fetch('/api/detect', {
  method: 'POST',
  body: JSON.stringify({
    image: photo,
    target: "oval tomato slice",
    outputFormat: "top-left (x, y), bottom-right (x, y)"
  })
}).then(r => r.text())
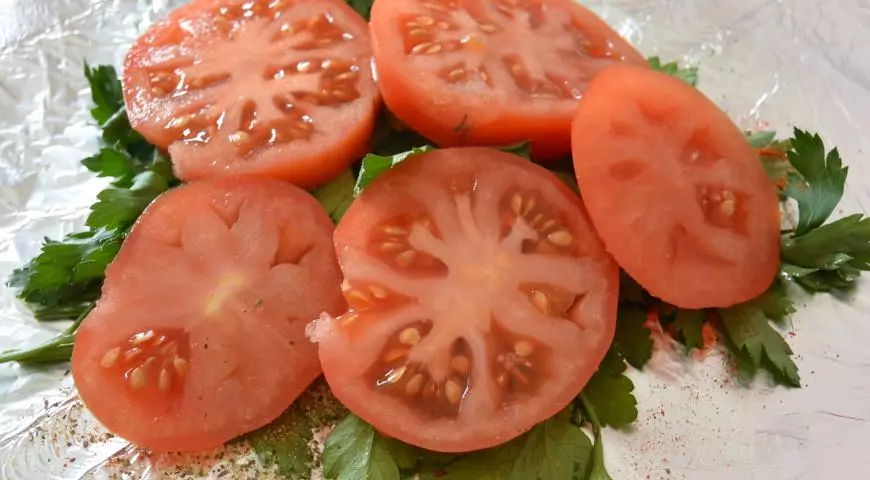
top-left (369, 0), bottom-right (645, 159)
top-left (316, 147), bottom-right (619, 452)
top-left (123, 0), bottom-right (379, 188)
top-left (571, 65), bottom-right (781, 308)
top-left (71, 177), bottom-right (345, 452)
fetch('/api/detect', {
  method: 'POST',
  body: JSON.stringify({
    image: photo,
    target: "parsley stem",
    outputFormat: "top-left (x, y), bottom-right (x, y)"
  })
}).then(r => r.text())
top-left (577, 392), bottom-right (603, 434)
top-left (0, 304), bottom-right (93, 365)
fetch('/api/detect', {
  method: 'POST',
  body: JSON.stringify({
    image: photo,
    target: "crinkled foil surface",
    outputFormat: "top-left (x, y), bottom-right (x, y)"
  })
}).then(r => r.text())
top-left (1, 0), bottom-right (869, 478)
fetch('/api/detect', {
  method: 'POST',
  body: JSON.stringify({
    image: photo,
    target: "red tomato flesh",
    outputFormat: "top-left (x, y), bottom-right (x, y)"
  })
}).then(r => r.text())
top-left (123, 0), bottom-right (379, 188)
top-left (316, 148), bottom-right (619, 452)
top-left (369, 0), bottom-right (646, 159)
top-left (71, 177), bottom-right (345, 452)
top-left (571, 65), bottom-right (781, 308)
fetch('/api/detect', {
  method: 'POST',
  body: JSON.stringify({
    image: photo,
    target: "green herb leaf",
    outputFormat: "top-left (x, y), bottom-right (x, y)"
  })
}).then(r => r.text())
top-left (783, 129), bottom-right (847, 235)
top-left (322, 414), bottom-right (419, 480)
top-left (369, 111), bottom-right (431, 157)
top-left (84, 63), bottom-right (124, 125)
top-left (671, 309), bottom-right (706, 352)
top-left (313, 170), bottom-right (357, 223)
top-left (499, 141), bottom-right (531, 159)
top-left (246, 381), bottom-right (348, 479)
top-left (354, 146), bottom-right (433, 195)
top-left (82, 147), bottom-right (138, 181)
top-left (344, 0), bottom-right (374, 20)
top-left (612, 305), bottom-right (652, 369)
top-left (428, 414), bottom-right (592, 480)
top-left (646, 56), bottom-right (698, 87)
top-left (586, 427), bottom-right (613, 480)
top-left (579, 350), bottom-right (638, 428)
top-left (781, 214), bottom-right (870, 270)
top-left (718, 301), bottom-right (800, 388)
top-left (87, 171), bottom-right (169, 230)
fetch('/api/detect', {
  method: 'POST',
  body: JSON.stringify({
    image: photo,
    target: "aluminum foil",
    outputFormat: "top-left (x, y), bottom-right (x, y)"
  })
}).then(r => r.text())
top-left (1, 0), bottom-right (869, 478)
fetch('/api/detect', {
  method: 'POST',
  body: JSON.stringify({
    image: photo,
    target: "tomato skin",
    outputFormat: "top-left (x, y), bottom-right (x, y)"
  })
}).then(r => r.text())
top-left (123, 0), bottom-right (380, 189)
top-left (369, 0), bottom-right (646, 160)
top-left (318, 147), bottom-right (619, 452)
top-left (571, 65), bottom-right (781, 308)
top-left (72, 176), bottom-right (345, 452)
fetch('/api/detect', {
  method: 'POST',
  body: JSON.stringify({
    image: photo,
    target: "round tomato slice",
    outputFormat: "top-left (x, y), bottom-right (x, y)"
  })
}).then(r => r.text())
top-left (369, 0), bottom-right (645, 160)
top-left (71, 177), bottom-right (345, 452)
top-left (315, 147), bottom-right (619, 452)
top-left (123, 0), bottom-right (379, 188)
top-left (571, 65), bottom-right (781, 308)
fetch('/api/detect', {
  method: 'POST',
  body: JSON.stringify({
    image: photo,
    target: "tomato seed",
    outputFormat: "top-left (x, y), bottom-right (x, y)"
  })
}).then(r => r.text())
top-left (479, 24), bottom-right (497, 33)
top-left (100, 347), bottom-right (120, 368)
top-left (514, 341), bottom-right (534, 357)
top-left (124, 348), bottom-right (143, 362)
top-left (720, 199), bottom-right (736, 216)
top-left (450, 355), bottom-right (470, 374)
top-left (158, 368), bottom-right (171, 392)
top-left (547, 230), bottom-right (573, 246)
top-left (510, 193), bottom-right (523, 214)
top-left (386, 366), bottom-right (408, 383)
top-left (444, 379), bottom-right (463, 405)
top-left (229, 130), bottom-right (250, 145)
top-left (172, 356), bottom-right (188, 376)
top-left (129, 368), bottom-right (147, 390)
top-left (530, 290), bottom-right (551, 315)
top-left (417, 16), bottom-right (435, 26)
top-left (405, 373), bottom-right (425, 395)
top-left (383, 225), bottom-right (408, 235)
top-left (383, 348), bottom-right (407, 363)
top-left (395, 249), bottom-right (417, 267)
top-left (411, 42), bottom-right (434, 54)
top-left (369, 285), bottom-right (388, 299)
top-left (399, 327), bottom-right (422, 345)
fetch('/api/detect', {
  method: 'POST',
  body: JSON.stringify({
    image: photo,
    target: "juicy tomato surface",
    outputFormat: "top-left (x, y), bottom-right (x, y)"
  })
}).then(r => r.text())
top-left (123, 0), bottom-right (379, 188)
top-left (571, 65), bottom-right (781, 309)
top-left (71, 177), bottom-right (345, 452)
top-left (369, 0), bottom-right (646, 159)
top-left (316, 147), bottom-right (619, 452)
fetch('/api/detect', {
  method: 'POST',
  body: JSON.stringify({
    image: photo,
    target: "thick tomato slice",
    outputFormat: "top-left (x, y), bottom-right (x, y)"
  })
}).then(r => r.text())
top-left (369, 0), bottom-right (646, 159)
top-left (123, 0), bottom-right (379, 188)
top-left (71, 177), bottom-right (345, 452)
top-left (571, 65), bottom-right (781, 308)
top-left (316, 148), bottom-right (619, 452)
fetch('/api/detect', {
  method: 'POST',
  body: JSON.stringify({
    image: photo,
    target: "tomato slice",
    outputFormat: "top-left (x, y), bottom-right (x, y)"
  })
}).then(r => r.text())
top-left (123, 0), bottom-right (379, 188)
top-left (369, 0), bottom-right (645, 159)
top-left (71, 177), bottom-right (345, 452)
top-left (571, 65), bottom-right (781, 308)
top-left (315, 147), bottom-right (619, 452)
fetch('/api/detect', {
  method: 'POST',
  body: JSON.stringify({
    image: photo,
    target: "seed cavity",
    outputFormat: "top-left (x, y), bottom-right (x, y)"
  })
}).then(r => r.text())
top-left (383, 348), bottom-right (408, 363)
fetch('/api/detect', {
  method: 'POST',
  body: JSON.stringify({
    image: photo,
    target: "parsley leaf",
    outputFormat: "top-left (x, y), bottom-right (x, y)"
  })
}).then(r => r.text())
top-left (344, 0), bottom-right (374, 20)
top-left (612, 305), bottom-right (652, 369)
top-left (87, 171), bottom-right (169, 230)
top-left (578, 350), bottom-right (638, 428)
top-left (354, 146), bottom-right (433, 195)
top-left (783, 129), bottom-right (847, 235)
top-left (245, 380), bottom-right (348, 479)
top-left (671, 309), bottom-right (706, 352)
top-left (499, 141), bottom-right (531, 159)
top-left (313, 170), bottom-right (356, 223)
top-left (322, 414), bottom-right (419, 480)
top-left (646, 56), bottom-right (698, 87)
top-left (780, 214), bottom-right (870, 292)
top-left (428, 413), bottom-right (592, 480)
top-left (84, 63), bottom-right (124, 125)
top-left (718, 297), bottom-right (800, 388)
